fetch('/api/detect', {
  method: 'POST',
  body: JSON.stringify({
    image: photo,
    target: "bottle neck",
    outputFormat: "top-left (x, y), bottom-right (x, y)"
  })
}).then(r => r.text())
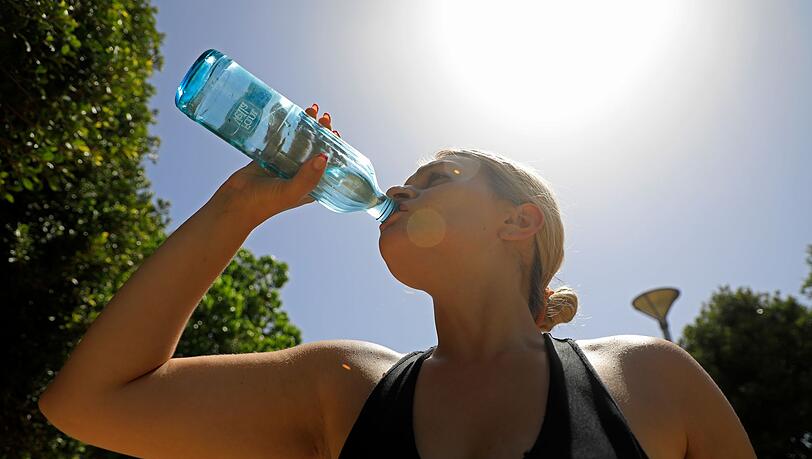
top-left (367, 196), bottom-right (397, 222)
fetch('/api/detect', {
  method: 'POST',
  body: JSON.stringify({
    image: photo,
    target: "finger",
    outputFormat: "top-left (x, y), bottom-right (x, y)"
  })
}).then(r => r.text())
top-left (296, 194), bottom-right (316, 207)
top-left (284, 153), bottom-right (328, 205)
top-left (332, 130), bottom-right (341, 138)
top-left (238, 160), bottom-right (276, 178)
top-left (237, 160), bottom-right (270, 177)
top-left (257, 162), bottom-right (279, 177)
top-left (305, 103), bottom-right (319, 119)
top-left (318, 112), bottom-right (332, 130)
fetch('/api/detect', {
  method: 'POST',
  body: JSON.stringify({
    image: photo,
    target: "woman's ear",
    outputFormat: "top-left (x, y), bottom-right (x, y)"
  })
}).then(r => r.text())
top-left (498, 202), bottom-right (544, 241)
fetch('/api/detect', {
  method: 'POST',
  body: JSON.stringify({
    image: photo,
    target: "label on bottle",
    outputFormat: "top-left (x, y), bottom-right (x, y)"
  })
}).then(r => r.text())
top-left (224, 99), bottom-right (261, 136)
top-left (220, 81), bottom-right (272, 137)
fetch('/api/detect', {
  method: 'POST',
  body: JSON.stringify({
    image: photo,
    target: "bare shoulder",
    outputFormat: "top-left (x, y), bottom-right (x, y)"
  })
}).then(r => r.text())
top-left (574, 333), bottom-right (695, 385)
top-left (573, 333), bottom-right (691, 407)
top-left (576, 333), bottom-right (681, 356)
top-left (574, 335), bottom-right (689, 459)
top-left (573, 334), bottom-right (690, 406)
top-left (308, 339), bottom-right (405, 404)
top-left (311, 339), bottom-right (405, 459)
top-left (576, 334), bottom-right (756, 458)
top-left (309, 339), bottom-right (405, 375)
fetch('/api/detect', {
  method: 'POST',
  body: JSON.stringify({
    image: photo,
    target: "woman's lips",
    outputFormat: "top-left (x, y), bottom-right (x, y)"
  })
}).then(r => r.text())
top-left (379, 212), bottom-right (402, 231)
top-left (380, 205), bottom-right (408, 231)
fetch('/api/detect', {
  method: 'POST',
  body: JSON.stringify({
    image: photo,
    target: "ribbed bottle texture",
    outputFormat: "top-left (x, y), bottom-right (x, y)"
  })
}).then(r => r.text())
top-left (175, 49), bottom-right (397, 222)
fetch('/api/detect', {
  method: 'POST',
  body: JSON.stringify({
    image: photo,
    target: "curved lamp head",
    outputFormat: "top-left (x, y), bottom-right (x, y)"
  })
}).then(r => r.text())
top-left (632, 287), bottom-right (680, 322)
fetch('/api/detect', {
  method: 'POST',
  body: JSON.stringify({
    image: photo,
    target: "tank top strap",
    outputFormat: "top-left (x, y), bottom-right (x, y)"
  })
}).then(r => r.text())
top-left (337, 346), bottom-right (434, 459)
top-left (534, 334), bottom-right (649, 458)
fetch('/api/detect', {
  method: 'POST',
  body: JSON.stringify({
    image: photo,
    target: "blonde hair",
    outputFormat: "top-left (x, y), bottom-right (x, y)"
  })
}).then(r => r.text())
top-left (424, 148), bottom-right (578, 332)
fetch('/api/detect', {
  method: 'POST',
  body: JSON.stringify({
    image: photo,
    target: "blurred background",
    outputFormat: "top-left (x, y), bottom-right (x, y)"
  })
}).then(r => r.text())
top-left (2, 0), bottom-right (811, 457)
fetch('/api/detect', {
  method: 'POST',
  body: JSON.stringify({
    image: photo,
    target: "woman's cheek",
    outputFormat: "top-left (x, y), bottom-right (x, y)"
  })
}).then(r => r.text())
top-left (405, 207), bottom-right (447, 248)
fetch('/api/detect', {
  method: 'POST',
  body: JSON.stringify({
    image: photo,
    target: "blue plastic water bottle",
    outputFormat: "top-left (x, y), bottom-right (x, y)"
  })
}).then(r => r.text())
top-left (175, 49), bottom-right (397, 223)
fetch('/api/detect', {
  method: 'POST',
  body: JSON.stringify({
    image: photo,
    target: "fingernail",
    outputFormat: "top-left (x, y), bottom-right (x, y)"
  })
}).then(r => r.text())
top-left (313, 153), bottom-right (328, 170)
top-left (311, 103), bottom-right (319, 110)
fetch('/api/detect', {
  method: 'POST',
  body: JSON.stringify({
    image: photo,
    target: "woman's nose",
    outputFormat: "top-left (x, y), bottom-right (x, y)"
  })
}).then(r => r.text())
top-left (385, 184), bottom-right (415, 201)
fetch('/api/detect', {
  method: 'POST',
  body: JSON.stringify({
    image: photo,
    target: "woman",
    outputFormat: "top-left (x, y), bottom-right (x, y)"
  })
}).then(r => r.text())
top-left (38, 105), bottom-right (756, 458)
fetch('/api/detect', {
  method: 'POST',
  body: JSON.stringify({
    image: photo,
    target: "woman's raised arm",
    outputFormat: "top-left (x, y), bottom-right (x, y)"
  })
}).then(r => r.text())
top-left (38, 106), bottom-right (340, 457)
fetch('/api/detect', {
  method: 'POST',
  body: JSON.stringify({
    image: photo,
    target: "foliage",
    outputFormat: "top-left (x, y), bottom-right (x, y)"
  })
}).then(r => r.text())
top-left (177, 248), bottom-right (302, 357)
top-left (679, 282), bottom-right (812, 459)
top-left (0, 0), bottom-right (162, 203)
top-left (802, 245), bottom-right (812, 301)
top-left (0, 0), bottom-right (168, 455)
top-left (0, 1), bottom-right (302, 457)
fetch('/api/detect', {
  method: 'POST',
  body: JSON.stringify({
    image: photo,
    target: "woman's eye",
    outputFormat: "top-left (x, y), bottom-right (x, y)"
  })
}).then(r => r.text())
top-left (427, 173), bottom-right (447, 185)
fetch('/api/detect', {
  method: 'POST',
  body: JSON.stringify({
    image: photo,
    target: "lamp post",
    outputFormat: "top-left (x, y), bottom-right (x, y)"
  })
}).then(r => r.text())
top-left (631, 287), bottom-right (679, 341)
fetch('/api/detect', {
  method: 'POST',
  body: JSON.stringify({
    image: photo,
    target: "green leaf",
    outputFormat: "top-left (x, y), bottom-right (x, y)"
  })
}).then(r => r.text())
top-left (73, 139), bottom-right (90, 153)
top-left (46, 175), bottom-right (60, 191)
top-left (22, 177), bottom-right (34, 191)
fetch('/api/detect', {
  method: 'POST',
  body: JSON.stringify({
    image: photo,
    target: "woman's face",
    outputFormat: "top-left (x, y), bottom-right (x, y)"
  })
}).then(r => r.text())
top-left (379, 156), bottom-right (514, 290)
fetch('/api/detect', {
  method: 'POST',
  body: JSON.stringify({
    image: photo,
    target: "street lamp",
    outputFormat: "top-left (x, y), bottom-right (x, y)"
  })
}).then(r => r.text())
top-left (632, 287), bottom-right (680, 341)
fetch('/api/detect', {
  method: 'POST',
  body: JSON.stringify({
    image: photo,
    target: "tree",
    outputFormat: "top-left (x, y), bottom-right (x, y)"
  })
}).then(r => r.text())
top-left (0, 2), bottom-right (302, 457)
top-left (680, 277), bottom-right (812, 458)
top-left (177, 248), bottom-right (302, 358)
top-left (802, 245), bottom-right (812, 301)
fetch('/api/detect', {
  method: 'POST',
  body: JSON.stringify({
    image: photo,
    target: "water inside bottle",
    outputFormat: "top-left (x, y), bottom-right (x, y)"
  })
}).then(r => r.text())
top-left (188, 67), bottom-right (392, 219)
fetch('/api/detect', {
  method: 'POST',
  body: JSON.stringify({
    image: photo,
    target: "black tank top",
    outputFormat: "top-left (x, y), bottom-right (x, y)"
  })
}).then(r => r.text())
top-left (337, 333), bottom-right (649, 458)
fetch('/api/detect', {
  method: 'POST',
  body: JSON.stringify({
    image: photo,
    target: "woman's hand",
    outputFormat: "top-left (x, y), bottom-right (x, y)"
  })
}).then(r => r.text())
top-left (214, 103), bottom-right (341, 228)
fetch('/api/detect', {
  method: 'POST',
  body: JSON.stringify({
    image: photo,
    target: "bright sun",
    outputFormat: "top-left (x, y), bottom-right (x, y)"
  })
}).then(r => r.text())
top-left (430, 1), bottom-right (682, 133)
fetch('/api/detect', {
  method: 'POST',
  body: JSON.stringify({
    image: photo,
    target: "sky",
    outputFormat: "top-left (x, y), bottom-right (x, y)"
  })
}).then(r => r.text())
top-left (145, 0), bottom-right (812, 354)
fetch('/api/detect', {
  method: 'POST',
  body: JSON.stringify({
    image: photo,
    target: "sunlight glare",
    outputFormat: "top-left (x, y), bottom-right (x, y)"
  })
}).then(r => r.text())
top-left (430, 1), bottom-right (681, 132)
